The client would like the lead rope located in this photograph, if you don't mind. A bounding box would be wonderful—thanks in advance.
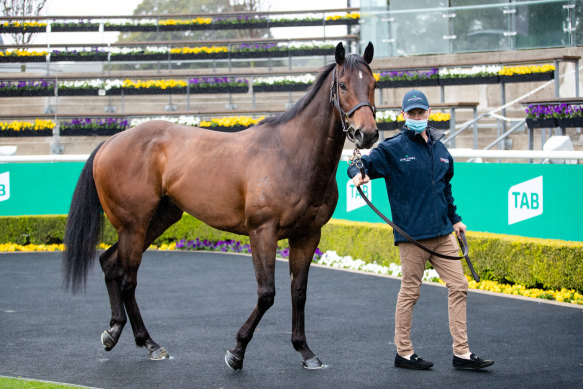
[348,147,480,282]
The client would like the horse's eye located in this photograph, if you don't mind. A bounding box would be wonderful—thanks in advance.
[339,82,347,91]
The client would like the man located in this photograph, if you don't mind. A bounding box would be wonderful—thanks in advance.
[348,89,493,370]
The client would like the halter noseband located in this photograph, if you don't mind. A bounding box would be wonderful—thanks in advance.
[329,66,376,141]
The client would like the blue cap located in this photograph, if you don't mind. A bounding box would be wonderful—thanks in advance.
[402,89,429,112]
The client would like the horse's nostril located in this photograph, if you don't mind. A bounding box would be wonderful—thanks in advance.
[354,129,365,144]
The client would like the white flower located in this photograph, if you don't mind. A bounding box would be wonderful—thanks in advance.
[439,65,501,77]
[253,73,315,85]
[376,110,397,121]
[130,116,201,127]
[60,79,104,88]
[103,79,124,90]
[315,250,441,282]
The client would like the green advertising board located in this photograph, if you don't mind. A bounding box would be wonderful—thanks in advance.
[334,161,583,242]
[0,162,84,216]
[0,161,582,241]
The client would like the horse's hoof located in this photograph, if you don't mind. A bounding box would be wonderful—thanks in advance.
[225,350,244,371]
[302,356,325,369]
[148,347,169,360]
[101,330,117,351]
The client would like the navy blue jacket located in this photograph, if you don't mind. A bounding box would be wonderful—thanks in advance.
[347,127,461,244]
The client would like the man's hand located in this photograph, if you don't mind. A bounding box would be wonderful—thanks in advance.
[352,174,370,187]
[453,221,467,238]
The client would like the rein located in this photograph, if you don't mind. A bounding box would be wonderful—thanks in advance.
[348,148,480,282]
[329,67,376,142]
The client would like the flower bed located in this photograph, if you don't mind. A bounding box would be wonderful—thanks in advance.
[253,74,314,93]
[0,79,105,97]
[103,14,359,31]
[199,116,265,132]
[3,215,582,298]
[60,118,129,136]
[50,20,100,32]
[0,43,335,63]
[438,65,501,85]
[2,115,265,136]
[0,49,47,62]
[525,103,582,128]
[0,120,55,137]
[499,64,555,83]
[105,77,249,95]
[3,237,581,305]
[375,69,439,88]
[0,79,54,97]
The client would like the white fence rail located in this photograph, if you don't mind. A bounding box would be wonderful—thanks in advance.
[341,149,583,162]
[2,149,583,163]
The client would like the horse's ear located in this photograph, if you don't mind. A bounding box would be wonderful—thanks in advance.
[363,42,374,64]
[335,42,345,65]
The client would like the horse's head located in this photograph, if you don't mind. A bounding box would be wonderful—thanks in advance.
[330,42,379,149]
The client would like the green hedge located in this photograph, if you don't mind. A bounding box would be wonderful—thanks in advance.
[1,215,582,292]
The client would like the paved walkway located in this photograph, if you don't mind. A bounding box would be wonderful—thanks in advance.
[0,251,581,388]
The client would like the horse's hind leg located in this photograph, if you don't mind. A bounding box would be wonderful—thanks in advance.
[288,231,324,369]
[101,198,182,359]
[99,242,125,351]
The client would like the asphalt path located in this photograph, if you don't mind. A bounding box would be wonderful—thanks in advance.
[0,251,582,389]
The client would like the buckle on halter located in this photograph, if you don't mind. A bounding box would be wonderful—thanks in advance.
[348,147,363,166]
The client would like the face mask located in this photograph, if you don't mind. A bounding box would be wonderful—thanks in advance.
[405,118,428,133]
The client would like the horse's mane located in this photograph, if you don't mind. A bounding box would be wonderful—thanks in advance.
[259,54,372,127]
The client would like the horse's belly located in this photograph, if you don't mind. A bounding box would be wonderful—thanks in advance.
[168,187,248,235]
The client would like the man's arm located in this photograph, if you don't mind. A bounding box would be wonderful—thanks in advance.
[346,143,392,186]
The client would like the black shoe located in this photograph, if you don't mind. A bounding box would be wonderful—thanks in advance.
[395,353,433,370]
[453,353,494,369]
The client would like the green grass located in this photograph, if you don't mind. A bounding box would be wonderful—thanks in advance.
[0,377,89,389]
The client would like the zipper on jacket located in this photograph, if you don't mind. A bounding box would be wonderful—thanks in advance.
[426,139,439,224]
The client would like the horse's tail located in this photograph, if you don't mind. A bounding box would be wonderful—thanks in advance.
[63,142,105,294]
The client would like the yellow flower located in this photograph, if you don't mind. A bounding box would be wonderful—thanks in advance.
[0,243,64,251]
[373,73,380,81]
[499,64,555,76]
[0,120,55,132]
[395,112,449,122]
[199,116,264,128]
[159,17,212,26]
[170,46,228,54]
[429,112,450,122]
[1,49,47,57]
[3,21,47,28]
[121,79,187,89]
[325,13,360,21]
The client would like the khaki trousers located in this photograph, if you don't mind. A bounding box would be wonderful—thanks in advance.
[394,234,470,356]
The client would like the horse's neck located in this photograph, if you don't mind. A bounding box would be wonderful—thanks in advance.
[280,80,345,181]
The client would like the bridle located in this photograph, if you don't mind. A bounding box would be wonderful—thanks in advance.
[329,66,377,143]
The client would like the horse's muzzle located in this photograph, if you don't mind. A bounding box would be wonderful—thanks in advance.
[349,127,379,149]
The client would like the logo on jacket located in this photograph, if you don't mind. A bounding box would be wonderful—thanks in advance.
[399,154,416,162]
[0,171,10,202]
[440,157,449,164]
[508,176,543,225]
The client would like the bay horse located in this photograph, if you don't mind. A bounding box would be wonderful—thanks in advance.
[63,42,378,370]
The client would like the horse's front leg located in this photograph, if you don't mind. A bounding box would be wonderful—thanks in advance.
[225,222,278,371]
[288,230,324,369]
